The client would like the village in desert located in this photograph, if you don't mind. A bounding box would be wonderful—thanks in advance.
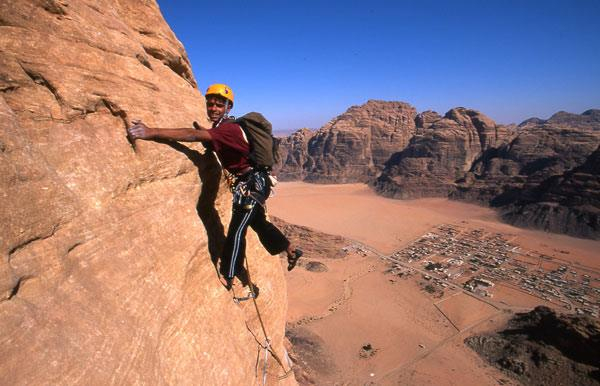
[270,182,599,385]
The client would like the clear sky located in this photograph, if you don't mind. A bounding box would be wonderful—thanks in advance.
[157,0,600,133]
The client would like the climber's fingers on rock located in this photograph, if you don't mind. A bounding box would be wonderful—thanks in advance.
[127,123,150,139]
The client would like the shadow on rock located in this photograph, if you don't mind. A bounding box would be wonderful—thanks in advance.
[159,140,225,271]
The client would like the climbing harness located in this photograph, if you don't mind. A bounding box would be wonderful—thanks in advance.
[207,111,291,381]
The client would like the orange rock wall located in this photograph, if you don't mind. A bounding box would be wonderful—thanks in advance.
[0,1,294,384]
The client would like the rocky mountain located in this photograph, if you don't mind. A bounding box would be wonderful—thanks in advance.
[466,306,600,386]
[277,128,315,181]
[455,109,600,205]
[454,110,600,238]
[373,107,516,198]
[499,144,600,239]
[277,100,417,182]
[277,103,600,239]
[1,1,294,385]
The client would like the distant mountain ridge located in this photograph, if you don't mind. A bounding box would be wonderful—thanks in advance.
[276,101,600,239]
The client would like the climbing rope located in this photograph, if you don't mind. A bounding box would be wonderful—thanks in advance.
[215,166,293,382]
[242,256,294,382]
[262,338,270,385]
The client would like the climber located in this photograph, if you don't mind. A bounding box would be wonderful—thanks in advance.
[127,83,302,291]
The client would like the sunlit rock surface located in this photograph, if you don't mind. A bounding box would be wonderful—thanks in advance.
[0,1,294,384]
[277,102,599,238]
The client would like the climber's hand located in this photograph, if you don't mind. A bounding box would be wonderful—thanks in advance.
[128,120,155,140]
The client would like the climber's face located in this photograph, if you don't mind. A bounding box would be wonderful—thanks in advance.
[206,95,230,123]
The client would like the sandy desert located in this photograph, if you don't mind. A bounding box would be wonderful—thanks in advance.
[268,182,600,385]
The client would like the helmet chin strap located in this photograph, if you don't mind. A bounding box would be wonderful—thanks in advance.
[224,99,230,118]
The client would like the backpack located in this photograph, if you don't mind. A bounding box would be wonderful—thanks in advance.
[235,112,280,171]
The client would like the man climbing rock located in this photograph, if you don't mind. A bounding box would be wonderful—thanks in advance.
[127,83,302,293]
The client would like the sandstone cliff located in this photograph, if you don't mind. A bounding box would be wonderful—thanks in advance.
[455,109,600,204]
[277,102,599,239]
[277,100,417,182]
[454,110,600,238]
[373,107,515,198]
[499,144,600,239]
[276,128,314,181]
[1,1,294,384]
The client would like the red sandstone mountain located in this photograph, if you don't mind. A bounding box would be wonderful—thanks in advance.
[277,100,417,182]
[455,109,600,204]
[277,128,315,181]
[1,1,294,384]
[374,107,516,198]
[277,102,600,239]
[455,109,600,238]
[499,144,600,239]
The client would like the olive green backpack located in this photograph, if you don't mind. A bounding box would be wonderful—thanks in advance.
[235,112,280,171]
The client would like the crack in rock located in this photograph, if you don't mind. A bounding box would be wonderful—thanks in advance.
[136,29,156,37]
[0,85,19,93]
[42,0,68,16]
[100,98,128,126]
[66,241,83,254]
[136,53,153,70]
[8,224,59,263]
[142,46,196,88]
[19,63,65,106]
[6,275,33,301]
[100,98,136,152]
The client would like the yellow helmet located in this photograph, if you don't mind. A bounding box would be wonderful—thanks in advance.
[205,83,234,105]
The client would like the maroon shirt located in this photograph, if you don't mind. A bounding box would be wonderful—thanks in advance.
[208,121,251,173]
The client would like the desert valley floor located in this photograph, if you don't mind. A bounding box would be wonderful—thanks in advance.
[268,182,600,385]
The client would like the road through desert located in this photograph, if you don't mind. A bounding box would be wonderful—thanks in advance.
[268,182,600,385]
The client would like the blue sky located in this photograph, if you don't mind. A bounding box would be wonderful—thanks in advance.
[157,0,600,132]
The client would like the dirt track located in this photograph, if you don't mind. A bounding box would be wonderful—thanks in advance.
[269,182,600,385]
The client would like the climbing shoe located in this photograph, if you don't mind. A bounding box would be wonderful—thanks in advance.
[287,249,303,271]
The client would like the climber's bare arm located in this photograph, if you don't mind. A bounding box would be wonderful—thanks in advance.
[127,120,211,142]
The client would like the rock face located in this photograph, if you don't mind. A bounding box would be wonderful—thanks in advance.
[456,110,600,204]
[276,100,417,182]
[373,107,516,198]
[276,128,315,181]
[277,103,600,238]
[500,145,600,239]
[0,2,293,385]
[466,306,600,386]
[454,110,600,238]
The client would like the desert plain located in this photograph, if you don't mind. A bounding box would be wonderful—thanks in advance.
[268,182,600,385]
